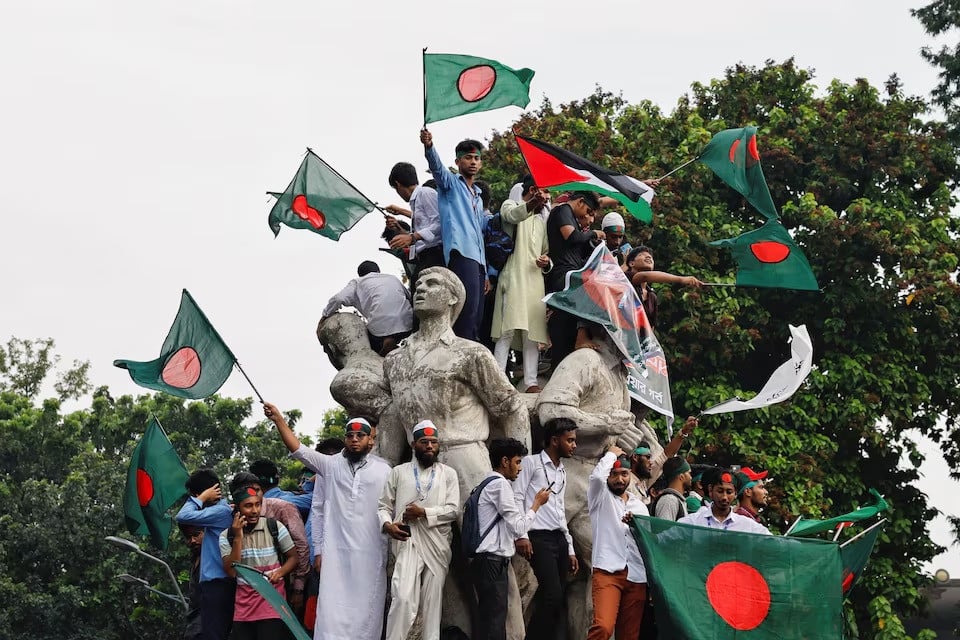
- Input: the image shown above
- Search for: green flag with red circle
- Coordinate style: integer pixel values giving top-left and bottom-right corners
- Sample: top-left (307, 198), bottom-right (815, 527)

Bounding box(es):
top-left (114, 289), bottom-right (237, 399)
top-left (423, 52), bottom-right (534, 124)
top-left (710, 218), bottom-right (820, 291)
top-left (630, 514), bottom-right (844, 639)
top-left (700, 126), bottom-right (780, 221)
top-left (123, 418), bottom-right (189, 550)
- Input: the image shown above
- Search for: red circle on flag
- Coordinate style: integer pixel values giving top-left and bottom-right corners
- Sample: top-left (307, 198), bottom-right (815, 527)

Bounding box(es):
top-left (161, 347), bottom-right (202, 388)
top-left (292, 194), bottom-right (326, 230)
top-left (747, 134), bottom-right (761, 161)
top-left (136, 468), bottom-right (154, 507)
top-left (457, 65), bottom-right (496, 102)
top-left (706, 561), bottom-right (771, 631)
top-left (728, 138), bottom-right (741, 163)
top-left (750, 241), bottom-right (790, 264)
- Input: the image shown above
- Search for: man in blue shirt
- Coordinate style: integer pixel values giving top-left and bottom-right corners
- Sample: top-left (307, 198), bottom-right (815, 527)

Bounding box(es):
top-left (175, 468), bottom-right (235, 640)
top-left (250, 459), bottom-right (312, 519)
top-left (421, 128), bottom-right (487, 342)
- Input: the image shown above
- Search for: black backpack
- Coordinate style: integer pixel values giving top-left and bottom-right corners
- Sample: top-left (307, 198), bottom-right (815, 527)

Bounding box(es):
top-left (483, 213), bottom-right (515, 271)
top-left (461, 476), bottom-right (503, 557)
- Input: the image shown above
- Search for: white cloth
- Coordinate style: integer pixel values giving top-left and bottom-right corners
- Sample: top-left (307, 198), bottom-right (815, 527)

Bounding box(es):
top-left (310, 477), bottom-right (325, 558)
top-left (512, 452), bottom-right (574, 555)
top-left (475, 472), bottom-right (538, 557)
top-left (493, 331), bottom-right (540, 389)
top-left (321, 272), bottom-right (413, 337)
top-left (378, 461), bottom-right (460, 640)
top-left (678, 505), bottom-right (771, 535)
top-left (291, 445), bottom-right (391, 640)
top-left (409, 185), bottom-right (441, 258)
top-left (588, 452), bottom-right (648, 583)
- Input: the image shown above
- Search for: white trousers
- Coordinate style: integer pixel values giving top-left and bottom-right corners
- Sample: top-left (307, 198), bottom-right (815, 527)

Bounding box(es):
top-left (494, 330), bottom-right (540, 389)
top-left (385, 542), bottom-right (447, 640)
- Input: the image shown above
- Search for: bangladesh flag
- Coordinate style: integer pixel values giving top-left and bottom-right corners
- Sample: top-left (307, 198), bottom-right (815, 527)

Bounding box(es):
top-left (699, 126), bottom-right (780, 221)
top-left (423, 52), bottom-right (534, 124)
top-left (543, 244), bottom-right (673, 423)
top-left (840, 522), bottom-right (883, 595)
top-left (630, 515), bottom-right (844, 639)
top-left (233, 564), bottom-right (313, 640)
top-left (114, 289), bottom-right (236, 399)
top-left (710, 218), bottom-right (820, 291)
top-left (268, 149), bottom-right (377, 241)
top-left (124, 418), bottom-right (189, 550)
top-left (788, 489), bottom-right (889, 537)
top-left (516, 134), bottom-right (654, 223)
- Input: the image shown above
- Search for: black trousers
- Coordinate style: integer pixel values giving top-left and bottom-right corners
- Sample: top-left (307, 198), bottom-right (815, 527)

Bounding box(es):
top-left (200, 577), bottom-right (236, 640)
top-left (547, 308), bottom-right (578, 369)
top-left (470, 553), bottom-right (510, 640)
top-left (448, 251), bottom-right (486, 342)
top-left (525, 530), bottom-right (569, 640)
top-left (231, 618), bottom-right (288, 640)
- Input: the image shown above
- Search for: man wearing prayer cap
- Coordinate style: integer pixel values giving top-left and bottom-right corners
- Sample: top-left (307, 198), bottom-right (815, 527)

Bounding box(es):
top-left (734, 467), bottom-right (769, 524)
top-left (378, 420), bottom-right (460, 640)
top-left (600, 212), bottom-right (630, 267)
top-left (263, 402), bottom-right (391, 640)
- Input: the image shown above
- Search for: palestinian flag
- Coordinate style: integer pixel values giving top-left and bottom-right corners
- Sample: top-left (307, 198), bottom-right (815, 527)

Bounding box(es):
top-left (630, 515), bottom-right (844, 639)
top-left (515, 134), bottom-right (654, 223)
top-left (233, 563), bottom-right (313, 640)
top-left (114, 289), bottom-right (236, 399)
top-left (788, 490), bottom-right (889, 537)
top-left (709, 218), bottom-right (819, 291)
top-left (543, 244), bottom-right (673, 422)
top-left (423, 53), bottom-right (534, 124)
top-left (839, 522), bottom-right (883, 595)
top-left (123, 418), bottom-right (189, 550)
top-left (699, 126), bottom-right (780, 220)
top-left (268, 149), bottom-right (377, 241)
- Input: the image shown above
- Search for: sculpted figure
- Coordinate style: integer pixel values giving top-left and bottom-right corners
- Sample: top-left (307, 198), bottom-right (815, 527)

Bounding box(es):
top-left (316, 312), bottom-right (391, 420)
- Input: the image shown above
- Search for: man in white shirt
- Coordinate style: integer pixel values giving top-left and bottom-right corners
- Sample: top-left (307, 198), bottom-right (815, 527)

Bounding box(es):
top-left (471, 438), bottom-right (551, 640)
top-left (321, 261), bottom-right (413, 355)
top-left (587, 446), bottom-right (649, 640)
top-left (385, 161), bottom-right (444, 274)
top-left (678, 467), bottom-right (771, 535)
top-left (378, 420), bottom-right (460, 640)
top-left (513, 418), bottom-right (579, 640)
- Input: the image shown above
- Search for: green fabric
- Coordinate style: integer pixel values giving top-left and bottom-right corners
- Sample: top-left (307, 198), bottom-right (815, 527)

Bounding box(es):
top-left (424, 53), bottom-right (534, 124)
top-left (787, 489), bottom-right (889, 537)
top-left (123, 418), bottom-right (189, 550)
top-left (549, 181), bottom-right (653, 223)
top-left (630, 515), bottom-right (844, 639)
top-left (232, 563), bottom-right (313, 640)
top-left (114, 290), bottom-right (236, 399)
top-left (840, 523), bottom-right (883, 596)
top-left (268, 150), bottom-right (376, 240)
top-left (699, 126), bottom-right (779, 220)
top-left (710, 218), bottom-right (820, 291)
top-left (686, 494), bottom-right (704, 513)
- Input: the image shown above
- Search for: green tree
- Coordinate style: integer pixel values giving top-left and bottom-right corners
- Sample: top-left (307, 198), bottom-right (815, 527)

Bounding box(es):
top-left (912, 0), bottom-right (960, 139)
top-left (483, 60), bottom-right (958, 636)
top-left (319, 406), bottom-right (348, 440)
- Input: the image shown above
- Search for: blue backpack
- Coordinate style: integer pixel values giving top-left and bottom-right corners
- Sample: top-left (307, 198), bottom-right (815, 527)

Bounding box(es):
top-left (461, 476), bottom-right (503, 557)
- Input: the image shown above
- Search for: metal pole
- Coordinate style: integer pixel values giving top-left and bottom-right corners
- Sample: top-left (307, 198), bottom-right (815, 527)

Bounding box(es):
top-left (839, 519), bottom-right (887, 548)
top-left (104, 537), bottom-right (188, 611)
top-left (784, 515), bottom-right (803, 536)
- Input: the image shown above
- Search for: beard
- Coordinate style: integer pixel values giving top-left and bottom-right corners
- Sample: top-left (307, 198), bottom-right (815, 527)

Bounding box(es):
top-left (343, 448), bottom-right (366, 463)
top-left (414, 449), bottom-right (436, 467)
top-left (633, 467), bottom-right (651, 480)
top-left (607, 484), bottom-right (627, 496)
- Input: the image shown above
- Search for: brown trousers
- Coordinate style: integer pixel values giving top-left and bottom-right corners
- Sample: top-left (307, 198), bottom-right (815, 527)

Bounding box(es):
top-left (587, 568), bottom-right (647, 640)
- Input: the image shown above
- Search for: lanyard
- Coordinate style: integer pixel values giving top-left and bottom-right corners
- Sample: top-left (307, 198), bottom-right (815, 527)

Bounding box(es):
top-left (539, 452), bottom-right (565, 494)
top-left (413, 464), bottom-right (436, 501)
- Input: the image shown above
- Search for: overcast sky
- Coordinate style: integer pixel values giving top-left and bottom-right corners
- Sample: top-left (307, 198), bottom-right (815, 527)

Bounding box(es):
top-left (1, 0), bottom-right (955, 575)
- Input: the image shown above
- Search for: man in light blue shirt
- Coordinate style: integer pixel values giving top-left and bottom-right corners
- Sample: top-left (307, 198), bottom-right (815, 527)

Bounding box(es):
top-left (421, 128), bottom-right (487, 342)
top-left (250, 459), bottom-right (312, 519)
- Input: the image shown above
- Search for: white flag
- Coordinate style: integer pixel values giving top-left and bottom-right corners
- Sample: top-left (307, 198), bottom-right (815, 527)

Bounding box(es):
top-left (702, 324), bottom-right (813, 415)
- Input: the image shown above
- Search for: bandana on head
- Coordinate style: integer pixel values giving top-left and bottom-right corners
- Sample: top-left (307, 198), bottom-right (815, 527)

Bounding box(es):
top-left (346, 417), bottom-right (372, 436)
top-left (734, 471), bottom-right (758, 497)
top-left (601, 212), bottom-right (626, 233)
top-left (231, 484), bottom-right (259, 505)
top-left (456, 148), bottom-right (481, 159)
top-left (412, 419), bottom-right (439, 442)
top-left (666, 460), bottom-right (691, 482)
top-left (633, 446), bottom-right (652, 456)
top-left (613, 454), bottom-right (633, 470)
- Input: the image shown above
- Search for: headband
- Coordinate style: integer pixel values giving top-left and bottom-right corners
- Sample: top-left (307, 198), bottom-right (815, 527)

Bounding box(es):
top-left (666, 460), bottom-right (691, 482)
top-left (231, 484), bottom-right (259, 505)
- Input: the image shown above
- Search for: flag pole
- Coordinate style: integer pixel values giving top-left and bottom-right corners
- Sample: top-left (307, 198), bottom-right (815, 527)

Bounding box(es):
top-left (233, 361), bottom-right (265, 404)
top-left (700, 282), bottom-right (738, 287)
top-left (839, 518), bottom-right (887, 548)
top-left (784, 515), bottom-right (803, 535)
top-left (305, 148), bottom-right (381, 213)
top-left (422, 47), bottom-right (428, 128)
top-left (657, 157), bottom-right (699, 181)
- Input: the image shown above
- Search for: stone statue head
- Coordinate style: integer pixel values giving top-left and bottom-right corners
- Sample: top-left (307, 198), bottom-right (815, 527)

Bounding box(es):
top-left (413, 267), bottom-right (465, 326)
top-left (316, 312), bottom-right (376, 370)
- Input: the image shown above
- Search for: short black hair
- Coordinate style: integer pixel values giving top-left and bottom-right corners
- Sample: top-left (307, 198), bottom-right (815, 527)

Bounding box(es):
top-left (521, 174), bottom-right (536, 194)
top-left (542, 417), bottom-right (578, 448)
top-left (422, 179), bottom-right (438, 189)
top-left (388, 162), bottom-right (418, 189)
top-left (316, 437), bottom-right (345, 455)
top-left (229, 471), bottom-right (260, 494)
top-left (626, 245), bottom-right (653, 266)
top-left (570, 191), bottom-right (600, 210)
top-left (249, 460), bottom-right (280, 489)
top-left (662, 457), bottom-right (687, 481)
top-left (358, 261), bottom-right (380, 277)
top-left (184, 468), bottom-right (219, 496)
top-left (475, 180), bottom-right (492, 210)
top-left (455, 139), bottom-right (484, 157)
top-left (703, 467), bottom-right (736, 492)
top-left (488, 438), bottom-right (528, 469)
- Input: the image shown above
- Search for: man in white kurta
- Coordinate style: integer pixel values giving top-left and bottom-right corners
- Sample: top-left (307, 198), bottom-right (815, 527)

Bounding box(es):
top-left (378, 420), bottom-right (460, 640)
top-left (264, 403), bottom-right (391, 640)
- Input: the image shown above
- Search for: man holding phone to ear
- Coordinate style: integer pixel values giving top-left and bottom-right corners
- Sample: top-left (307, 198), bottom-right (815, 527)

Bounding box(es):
top-left (378, 420), bottom-right (461, 640)
top-left (512, 417), bottom-right (580, 640)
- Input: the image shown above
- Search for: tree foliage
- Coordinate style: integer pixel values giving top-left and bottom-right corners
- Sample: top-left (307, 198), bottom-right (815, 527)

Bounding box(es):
top-left (912, 0), bottom-right (960, 139)
top-left (482, 60), bottom-right (959, 635)
top-left (0, 338), bottom-right (312, 639)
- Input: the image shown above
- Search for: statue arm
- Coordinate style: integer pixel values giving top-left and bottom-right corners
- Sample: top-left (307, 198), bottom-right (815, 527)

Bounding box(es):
top-left (470, 350), bottom-right (531, 449)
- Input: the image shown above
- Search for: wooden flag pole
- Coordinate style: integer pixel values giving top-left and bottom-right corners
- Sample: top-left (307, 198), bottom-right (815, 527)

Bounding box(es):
top-left (657, 156), bottom-right (699, 181)
top-left (234, 361), bottom-right (265, 404)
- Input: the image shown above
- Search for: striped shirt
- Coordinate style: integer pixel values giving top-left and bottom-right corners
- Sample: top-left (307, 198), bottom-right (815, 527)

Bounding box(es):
top-left (219, 518), bottom-right (294, 621)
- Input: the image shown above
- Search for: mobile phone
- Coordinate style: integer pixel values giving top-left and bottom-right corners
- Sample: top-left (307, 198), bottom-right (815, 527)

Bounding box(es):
top-left (398, 524), bottom-right (411, 535)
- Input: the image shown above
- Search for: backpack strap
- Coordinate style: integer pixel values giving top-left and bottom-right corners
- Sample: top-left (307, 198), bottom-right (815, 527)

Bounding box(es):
top-left (477, 477), bottom-right (504, 545)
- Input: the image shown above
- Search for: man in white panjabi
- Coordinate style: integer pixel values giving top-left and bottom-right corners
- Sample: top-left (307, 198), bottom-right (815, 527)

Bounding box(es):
top-left (263, 402), bottom-right (390, 640)
top-left (379, 420), bottom-right (460, 640)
